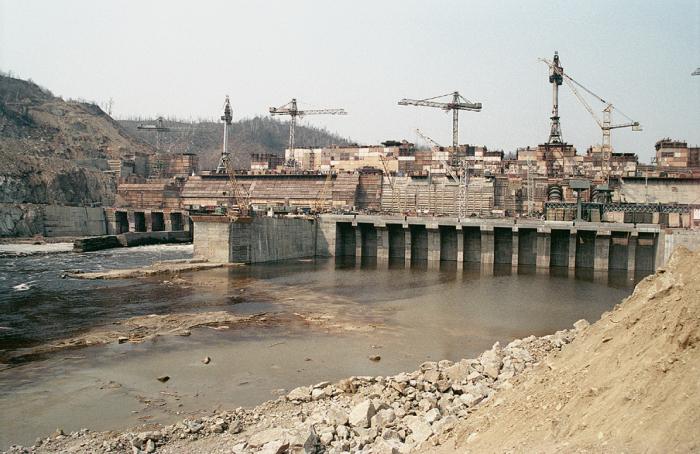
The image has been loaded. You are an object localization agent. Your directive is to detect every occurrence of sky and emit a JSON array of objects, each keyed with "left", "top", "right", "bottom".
[{"left": 1, "top": 0, "right": 698, "bottom": 162}]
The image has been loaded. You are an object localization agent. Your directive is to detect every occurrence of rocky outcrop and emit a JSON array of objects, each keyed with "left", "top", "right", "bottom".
[{"left": 0, "top": 75, "right": 154, "bottom": 211}]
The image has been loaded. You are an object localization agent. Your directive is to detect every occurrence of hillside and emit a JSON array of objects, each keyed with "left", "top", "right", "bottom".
[
  {"left": 119, "top": 116, "right": 352, "bottom": 170},
  {"left": 0, "top": 74, "right": 155, "bottom": 206}
]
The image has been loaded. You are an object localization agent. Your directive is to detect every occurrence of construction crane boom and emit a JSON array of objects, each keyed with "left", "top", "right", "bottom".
[
  {"left": 539, "top": 56, "right": 641, "bottom": 180},
  {"left": 415, "top": 129, "right": 460, "bottom": 184},
  {"left": 399, "top": 91, "right": 481, "bottom": 150},
  {"left": 269, "top": 98, "right": 347, "bottom": 169}
]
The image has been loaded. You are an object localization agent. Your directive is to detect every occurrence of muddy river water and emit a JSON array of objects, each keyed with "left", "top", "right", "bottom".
[{"left": 0, "top": 244, "right": 644, "bottom": 448}]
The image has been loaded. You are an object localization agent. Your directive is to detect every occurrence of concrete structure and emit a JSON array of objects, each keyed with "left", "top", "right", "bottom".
[
  {"left": 193, "top": 213, "right": 670, "bottom": 272},
  {"left": 104, "top": 208, "right": 190, "bottom": 236},
  {"left": 318, "top": 215, "right": 664, "bottom": 272},
  {"left": 192, "top": 215, "right": 317, "bottom": 263}
]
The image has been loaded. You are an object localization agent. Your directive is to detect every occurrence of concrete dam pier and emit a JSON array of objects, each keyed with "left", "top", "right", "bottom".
[{"left": 193, "top": 214, "right": 666, "bottom": 272}]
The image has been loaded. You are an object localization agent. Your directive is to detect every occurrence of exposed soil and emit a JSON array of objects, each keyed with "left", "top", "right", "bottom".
[{"left": 429, "top": 246, "right": 700, "bottom": 453}]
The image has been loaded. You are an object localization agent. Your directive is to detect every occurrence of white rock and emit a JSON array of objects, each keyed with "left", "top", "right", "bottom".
[
  {"left": 573, "top": 318, "right": 590, "bottom": 332},
  {"left": 424, "top": 408, "right": 441, "bottom": 424},
  {"left": 348, "top": 400, "right": 376, "bottom": 428},
  {"left": 311, "top": 388, "right": 325, "bottom": 401},
  {"left": 287, "top": 386, "right": 311, "bottom": 401},
  {"left": 326, "top": 407, "right": 349, "bottom": 426},
  {"left": 248, "top": 427, "right": 288, "bottom": 448},
  {"left": 404, "top": 415, "right": 432, "bottom": 444}
]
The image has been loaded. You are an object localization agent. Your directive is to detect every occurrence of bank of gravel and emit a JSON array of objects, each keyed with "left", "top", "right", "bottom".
[{"left": 6, "top": 248, "right": 697, "bottom": 454}]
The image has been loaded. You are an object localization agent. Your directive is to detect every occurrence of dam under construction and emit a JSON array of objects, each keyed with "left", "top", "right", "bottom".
[{"left": 191, "top": 214, "right": 676, "bottom": 273}]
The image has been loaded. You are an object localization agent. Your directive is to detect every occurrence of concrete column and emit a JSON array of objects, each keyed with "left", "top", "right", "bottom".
[
  {"left": 480, "top": 226, "right": 494, "bottom": 264},
  {"left": 594, "top": 230, "right": 610, "bottom": 271},
  {"left": 627, "top": 232, "right": 637, "bottom": 272},
  {"left": 404, "top": 225, "right": 412, "bottom": 266},
  {"left": 427, "top": 227, "right": 440, "bottom": 262},
  {"left": 145, "top": 211, "right": 153, "bottom": 232},
  {"left": 511, "top": 227, "right": 519, "bottom": 266},
  {"left": 376, "top": 226, "right": 389, "bottom": 265},
  {"left": 355, "top": 227, "right": 362, "bottom": 259},
  {"left": 568, "top": 229, "right": 577, "bottom": 269},
  {"left": 456, "top": 226, "right": 464, "bottom": 269},
  {"left": 654, "top": 231, "right": 665, "bottom": 271},
  {"left": 536, "top": 227, "right": 550, "bottom": 268},
  {"left": 127, "top": 211, "right": 135, "bottom": 232},
  {"left": 164, "top": 214, "right": 173, "bottom": 232}
]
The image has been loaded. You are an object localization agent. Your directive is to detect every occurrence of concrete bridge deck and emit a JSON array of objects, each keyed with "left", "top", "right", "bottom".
[{"left": 318, "top": 214, "right": 663, "bottom": 272}]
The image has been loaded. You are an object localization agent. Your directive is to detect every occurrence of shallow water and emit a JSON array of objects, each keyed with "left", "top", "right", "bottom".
[{"left": 0, "top": 244, "right": 645, "bottom": 448}]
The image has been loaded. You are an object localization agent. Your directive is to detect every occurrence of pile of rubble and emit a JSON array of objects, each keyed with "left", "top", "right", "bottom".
[{"left": 9, "top": 324, "right": 585, "bottom": 453}]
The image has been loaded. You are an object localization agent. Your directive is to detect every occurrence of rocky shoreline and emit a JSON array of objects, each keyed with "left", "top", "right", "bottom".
[{"left": 5, "top": 321, "right": 588, "bottom": 453}]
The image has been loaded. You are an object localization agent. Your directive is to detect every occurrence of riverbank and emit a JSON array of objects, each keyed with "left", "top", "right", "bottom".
[{"left": 4, "top": 247, "right": 696, "bottom": 453}]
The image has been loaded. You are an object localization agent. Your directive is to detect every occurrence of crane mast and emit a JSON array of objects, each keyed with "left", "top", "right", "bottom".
[
  {"left": 540, "top": 54, "right": 641, "bottom": 180},
  {"left": 269, "top": 98, "right": 347, "bottom": 169},
  {"left": 216, "top": 95, "right": 233, "bottom": 174},
  {"left": 398, "top": 91, "right": 482, "bottom": 151}
]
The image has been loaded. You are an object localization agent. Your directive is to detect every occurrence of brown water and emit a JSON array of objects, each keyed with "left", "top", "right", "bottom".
[{"left": 0, "top": 245, "right": 644, "bottom": 448}]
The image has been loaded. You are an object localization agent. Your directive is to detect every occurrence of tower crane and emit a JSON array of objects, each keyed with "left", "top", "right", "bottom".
[
  {"left": 269, "top": 98, "right": 347, "bottom": 169},
  {"left": 539, "top": 56, "right": 641, "bottom": 180},
  {"left": 216, "top": 95, "right": 233, "bottom": 173},
  {"left": 398, "top": 91, "right": 482, "bottom": 151}
]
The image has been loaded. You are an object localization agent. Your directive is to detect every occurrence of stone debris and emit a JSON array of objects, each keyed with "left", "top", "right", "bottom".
[{"left": 9, "top": 324, "right": 581, "bottom": 454}]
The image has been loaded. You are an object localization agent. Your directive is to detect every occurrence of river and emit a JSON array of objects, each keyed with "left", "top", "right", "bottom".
[{"left": 0, "top": 243, "right": 644, "bottom": 448}]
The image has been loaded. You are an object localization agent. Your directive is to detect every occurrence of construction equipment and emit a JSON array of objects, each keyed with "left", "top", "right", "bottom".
[
  {"left": 378, "top": 150, "right": 402, "bottom": 214},
  {"left": 226, "top": 159, "right": 251, "bottom": 217},
  {"left": 540, "top": 54, "right": 641, "bottom": 180},
  {"left": 313, "top": 172, "right": 333, "bottom": 213},
  {"left": 137, "top": 116, "right": 195, "bottom": 153},
  {"left": 415, "top": 129, "right": 473, "bottom": 217},
  {"left": 269, "top": 98, "right": 347, "bottom": 169},
  {"left": 692, "top": 68, "right": 700, "bottom": 76},
  {"left": 545, "top": 52, "right": 564, "bottom": 144},
  {"left": 216, "top": 96, "right": 233, "bottom": 174},
  {"left": 398, "top": 91, "right": 482, "bottom": 151}
]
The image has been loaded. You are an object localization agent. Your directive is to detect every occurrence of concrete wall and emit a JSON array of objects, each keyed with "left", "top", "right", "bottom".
[
  {"left": 662, "top": 230, "right": 700, "bottom": 265},
  {"left": 229, "top": 216, "right": 316, "bottom": 263},
  {"left": 193, "top": 218, "right": 231, "bottom": 263},
  {"left": 43, "top": 205, "right": 107, "bottom": 237}
]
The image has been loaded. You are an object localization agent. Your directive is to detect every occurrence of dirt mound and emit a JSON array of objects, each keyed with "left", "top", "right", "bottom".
[{"left": 432, "top": 247, "right": 700, "bottom": 453}]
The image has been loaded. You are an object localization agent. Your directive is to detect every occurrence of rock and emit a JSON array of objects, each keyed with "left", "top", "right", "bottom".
[
  {"left": 202, "top": 356, "right": 211, "bottom": 364},
  {"left": 372, "top": 437, "right": 406, "bottom": 454},
  {"left": 424, "top": 408, "right": 441, "bottom": 424},
  {"left": 287, "top": 386, "right": 311, "bottom": 402},
  {"left": 292, "top": 426, "right": 320, "bottom": 452},
  {"left": 459, "top": 393, "right": 484, "bottom": 407},
  {"left": 319, "top": 431, "right": 334, "bottom": 445},
  {"left": 312, "top": 381, "right": 331, "bottom": 389},
  {"left": 404, "top": 415, "right": 432, "bottom": 445},
  {"left": 348, "top": 400, "right": 376, "bottom": 428},
  {"left": 369, "top": 355, "right": 381, "bottom": 362},
  {"left": 336, "top": 425, "right": 350, "bottom": 440},
  {"left": 229, "top": 420, "right": 243, "bottom": 434},
  {"left": 186, "top": 421, "right": 204, "bottom": 433},
  {"left": 370, "top": 408, "right": 396, "bottom": 429},
  {"left": 145, "top": 439, "right": 155, "bottom": 453},
  {"left": 573, "top": 318, "right": 590, "bottom": 332},
  {"left": 117, "top": 336, "right": 129, "bottom": 344},
  {"left": 248, "top": 427, "right": 288, "bottom": 448},
  {"left": 423, "top": 369, "right": 441, "bottom": 384},
  {"left": 311, "top": 388, "right": 325, "bottom": 401},
  {"left": 326, "top": 407, "right": 349, "bottom": 426},
  {"left": 156, "top": 375, "right": 170, "bottom": 383},
  {"left": 259, "top": 440, "right": 290, "bottom": 454}
]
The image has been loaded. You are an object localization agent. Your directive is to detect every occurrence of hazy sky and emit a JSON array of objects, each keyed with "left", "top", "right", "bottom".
[{"left": 1, "top": 0, "right": 698, "bottom": 162}]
